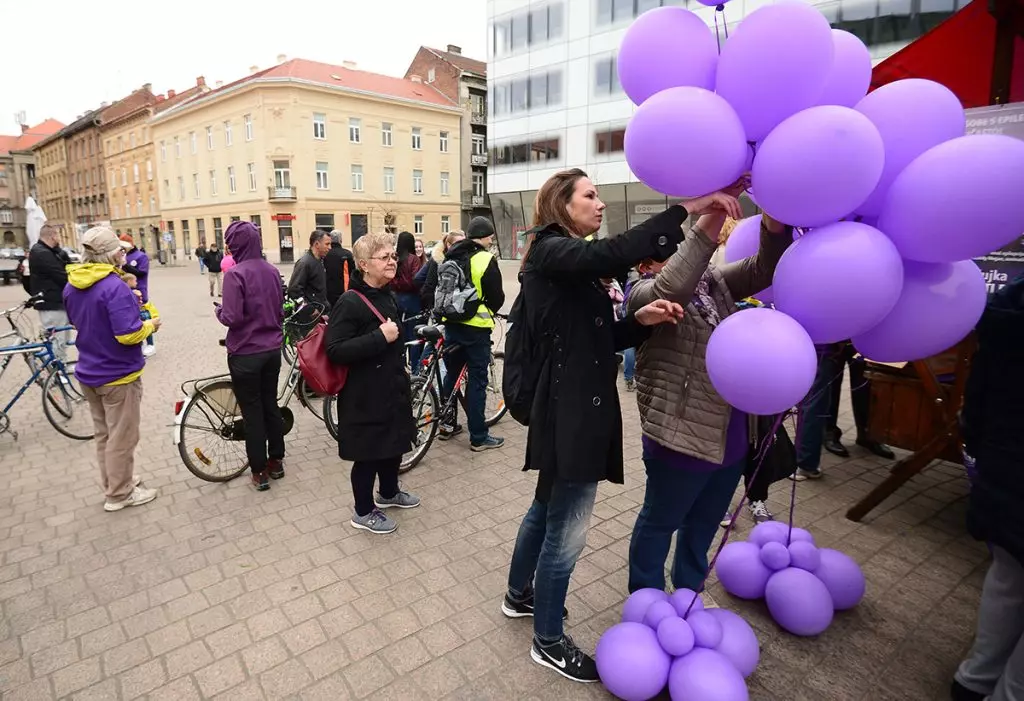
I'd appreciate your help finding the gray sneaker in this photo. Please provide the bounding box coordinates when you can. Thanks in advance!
[375,490,421,510]
[471,436,505,452]
[350,508,397,534]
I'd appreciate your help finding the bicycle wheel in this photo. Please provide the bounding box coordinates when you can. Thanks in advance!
[323,395,339,440]
[296,377,325,422]
[282,342,296,366]
[178,380,250,482]
[41,364,93,440]
[400,376,439,474]
[484,351,507,427]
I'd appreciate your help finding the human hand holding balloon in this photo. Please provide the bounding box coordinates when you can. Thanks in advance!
[635,299,685,327]
[681,192,743,221]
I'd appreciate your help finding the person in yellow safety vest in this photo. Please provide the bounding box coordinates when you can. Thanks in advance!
[438,216,506,451]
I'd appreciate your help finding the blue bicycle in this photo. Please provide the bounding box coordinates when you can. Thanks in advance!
[0,304,92,441]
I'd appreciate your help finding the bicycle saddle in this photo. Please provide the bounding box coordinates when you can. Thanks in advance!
[415,325,442,344]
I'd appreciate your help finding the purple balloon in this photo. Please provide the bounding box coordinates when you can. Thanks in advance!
[669,648,750,701]
[855,79,966,218]
[706,308,818,415]
[696,0,732,5]
[716,541,772,600]
[596,622,672,701]
[788,527,816,546]
[669,588,705,618]
[814,548,866,610]
[622,588,669,624]
[788,541,821,572]
[753,106,884,228]
[643,600,678,630]
[686,610,724,649]
[657,616,696,657]
[749,521,790,547]
[716,2,834,142]
[818,30,872,108]
[618,7,718,105]
[759,541,791,571]
[852,260,987,363]
[878,134,1024,263]
[707,609,761,678]
[626,87,747,198]
[773,222,904,343]
[723,215,773,302]
[765,568,835,636]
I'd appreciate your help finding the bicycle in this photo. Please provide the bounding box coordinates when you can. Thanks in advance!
[173,299,326,482]
[323,317,507,473]
[0,324,92,441]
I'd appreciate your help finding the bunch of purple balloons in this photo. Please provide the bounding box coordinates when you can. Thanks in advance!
[619,2,1024,416]
[596,588,757,701]
[716,522,866,637]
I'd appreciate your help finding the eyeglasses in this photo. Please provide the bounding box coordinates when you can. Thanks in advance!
[370,253,397,262]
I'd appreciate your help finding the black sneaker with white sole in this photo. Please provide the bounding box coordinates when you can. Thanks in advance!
[531,635,599,683]
[501,592,568,620]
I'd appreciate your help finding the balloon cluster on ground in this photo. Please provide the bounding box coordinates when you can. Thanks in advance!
[619,2,1024,414]
[597,588,757,700]
[716,522,866,636]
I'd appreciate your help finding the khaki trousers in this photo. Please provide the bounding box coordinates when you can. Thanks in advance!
[81,379,143,501]
[209,272,222,296]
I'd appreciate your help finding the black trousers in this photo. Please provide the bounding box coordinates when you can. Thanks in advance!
[826,343,870,440]
[351,457,401,516]
[743,455,774,503]
[227,350,285,475]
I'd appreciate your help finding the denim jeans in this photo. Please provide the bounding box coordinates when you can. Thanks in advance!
[440,324,492,445]
[796,344,845,473]
[623,347,636,383]
[628,456,744,593]
[507,479,598,643]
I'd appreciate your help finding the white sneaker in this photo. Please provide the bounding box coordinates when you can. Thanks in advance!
[104,486,158,512]
[748,500,775,524]
[142,345,156,358]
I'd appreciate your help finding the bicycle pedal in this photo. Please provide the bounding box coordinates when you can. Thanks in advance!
[193,448,213,466]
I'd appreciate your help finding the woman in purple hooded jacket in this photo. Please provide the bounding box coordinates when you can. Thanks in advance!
[215,221,286,491]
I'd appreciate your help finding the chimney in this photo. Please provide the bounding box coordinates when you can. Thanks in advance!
[143,83,152,93]
[156,95,165,102]
[276,54,287,64]
[447,44,462,55]
[20,124,29,134]
[409,74,422,83]
[168,89,176,98]
[215,80,223,89]
[197,76,206,88]
[250,65,260,74]
[342,60,357,70]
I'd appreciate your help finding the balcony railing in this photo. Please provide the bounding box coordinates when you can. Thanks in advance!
[470,109,487,125]
[462,191,486,208]
[268,186,297,202]
[470,154,488,166]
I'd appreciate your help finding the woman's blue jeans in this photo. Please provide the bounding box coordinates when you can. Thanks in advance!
[628,456,744,593]
[623,347,636,382]
[507,479,598,644]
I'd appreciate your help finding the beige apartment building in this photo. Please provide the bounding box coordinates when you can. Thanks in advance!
[149,57,463,263]
[35,134,74,246]
[0,119,64,247]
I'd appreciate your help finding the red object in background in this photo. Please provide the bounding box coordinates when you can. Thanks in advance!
[870,0,1024,108]
[271,214,295,221]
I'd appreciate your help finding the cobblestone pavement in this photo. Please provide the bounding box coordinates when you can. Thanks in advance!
[0,265,988,701]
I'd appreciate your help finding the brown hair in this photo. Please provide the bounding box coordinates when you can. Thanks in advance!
[520,168,590,270]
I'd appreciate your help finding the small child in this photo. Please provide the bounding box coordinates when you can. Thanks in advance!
[123,273,159,357]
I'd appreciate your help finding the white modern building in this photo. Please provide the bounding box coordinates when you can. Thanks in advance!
[485,0,968,258]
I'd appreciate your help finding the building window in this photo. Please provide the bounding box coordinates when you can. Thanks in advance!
[441,215,451,234]
[213,217,224,247]
[350,164,363,192]
[206,126,214,150]
[178,176,185,200]
[149,196,156,214]
[136,195,143,216]
[224,121,233,146]
[596,0,672,26]
[247,163,257,192]
[193,173,200,199]
[313,113,326,139]
[190,131,197,154]
[250,214,261,230]
[490,136,562,166]
[472,135,486,156]
[146,160,153,181]
[493,2,565,57]
[414,215,424,235]
[125,199,131,217]
[440,171,450,196]
[196,218,206,245]
[209,170,217,196]
[383,167,395,194]
[594,56,622,96]
[117,136,124,153]
[160,141,166,162]
[130,132,137,149]
[472,172,485,198]
[381,122,393,147]
[596,127,627,155]
[174,137,181,158]
[428,68,436,83]
[244,114,253,141]
[411,127,422,150]
[133,163,140,184]
[121,167,127,186]
[492,70,564,117]
[439,131,449,152]
[412,169,423,195]
[113,203,119,218]
[164,179,171,199]
[228,166,237,194]
[315,162,329,190]
[349,118,361,143]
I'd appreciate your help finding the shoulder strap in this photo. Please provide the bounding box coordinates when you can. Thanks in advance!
[351,290,386,323]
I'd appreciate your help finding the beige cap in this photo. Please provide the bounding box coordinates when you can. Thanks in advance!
[80,226,122,257]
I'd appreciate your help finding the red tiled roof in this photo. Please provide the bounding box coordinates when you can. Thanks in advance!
[425,47,487,76]
[0,119,66,154]
[154,84,206,114]
[100,88,156,125]
[0,135,18,155]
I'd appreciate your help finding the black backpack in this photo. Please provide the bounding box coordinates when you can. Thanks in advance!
[502,273,550,426]
[432,256,480,323]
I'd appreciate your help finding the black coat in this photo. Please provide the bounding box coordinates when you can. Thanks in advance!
[29,241,71,311]
[963,276,1024,566]
[206,250,224,273]
[325,278,415,462]
[324,244,356,308]
[522,206,687,496]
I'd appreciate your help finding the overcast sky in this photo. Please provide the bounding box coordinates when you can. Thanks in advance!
[2,0,488,130]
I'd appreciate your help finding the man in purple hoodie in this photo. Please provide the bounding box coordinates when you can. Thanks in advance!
[215,221,286,491]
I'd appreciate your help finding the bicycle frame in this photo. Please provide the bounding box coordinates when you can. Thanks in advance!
[0,328,73,414]
[409,332,469,423]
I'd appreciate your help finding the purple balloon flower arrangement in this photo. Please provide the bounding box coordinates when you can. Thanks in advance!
[716,522,866,637]
[596,588,757,701]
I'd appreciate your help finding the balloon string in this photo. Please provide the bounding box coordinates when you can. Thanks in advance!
[714,10,722,53]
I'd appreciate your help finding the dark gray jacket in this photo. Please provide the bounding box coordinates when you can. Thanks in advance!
[287,250,328,308]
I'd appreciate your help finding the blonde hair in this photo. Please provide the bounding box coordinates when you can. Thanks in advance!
[719,217,739,246]
[441,231,465,255]
[353,232,396,272]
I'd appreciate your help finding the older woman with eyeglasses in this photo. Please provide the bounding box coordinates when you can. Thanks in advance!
[326,233,419,535]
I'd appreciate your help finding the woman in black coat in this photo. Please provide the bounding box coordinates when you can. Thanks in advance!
[326,232,418,535]
[502,168,742,683]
